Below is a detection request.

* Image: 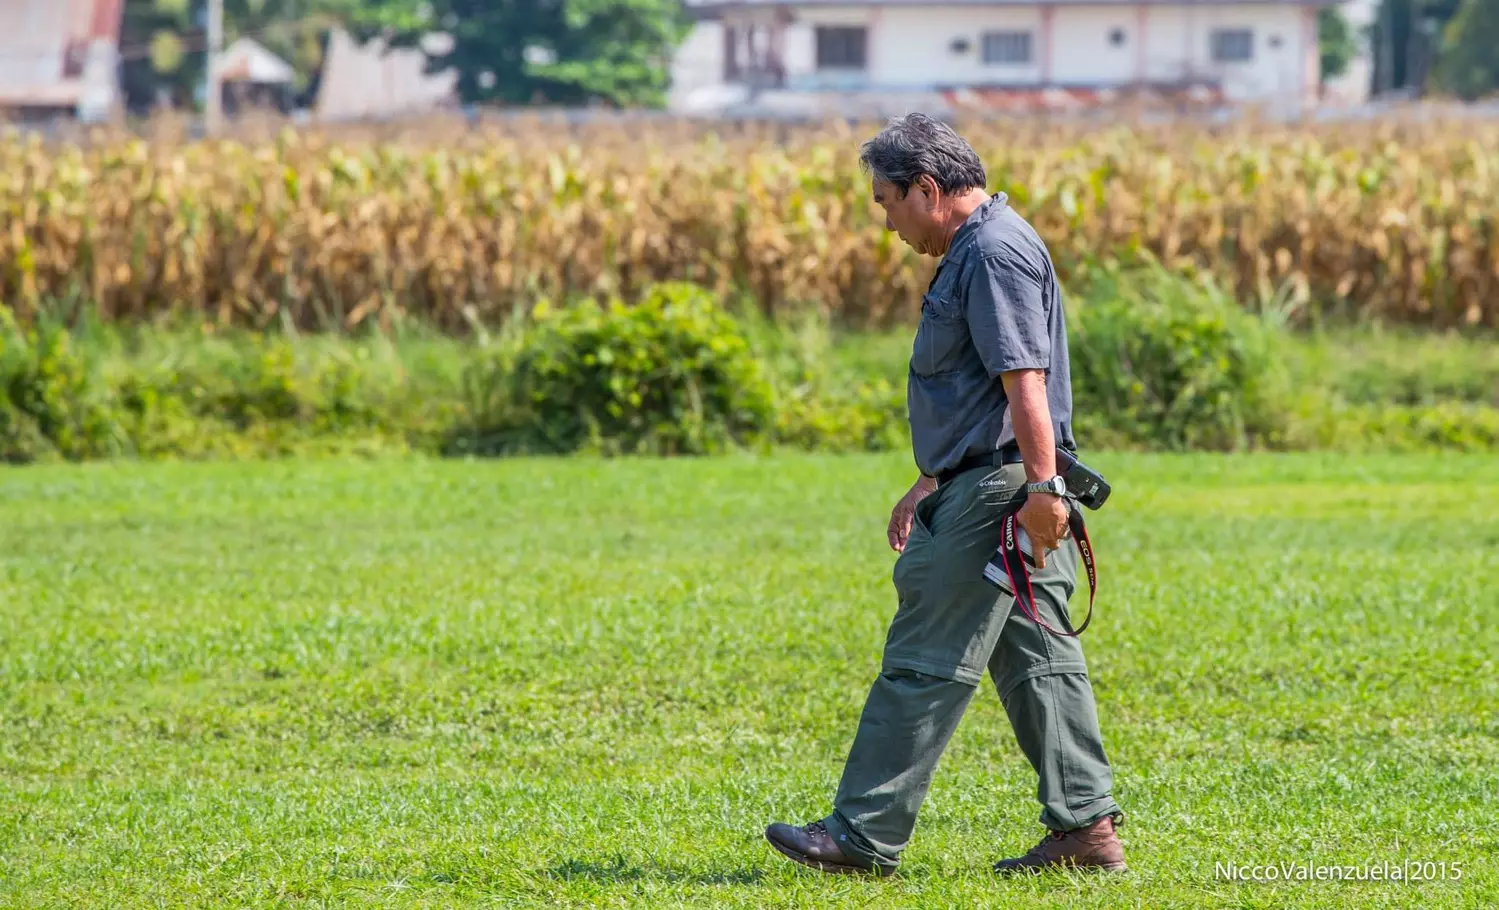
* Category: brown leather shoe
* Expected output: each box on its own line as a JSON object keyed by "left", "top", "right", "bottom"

{"left": 992, "top": 813, "right": 1127, "bottom": 875}
{"left": 765, "top": 821, "right": 881, "bottom": 876}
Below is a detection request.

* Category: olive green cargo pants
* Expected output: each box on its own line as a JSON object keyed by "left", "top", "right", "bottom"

{"left": 820, "top": 463, "right": 1122, "bottom": 873}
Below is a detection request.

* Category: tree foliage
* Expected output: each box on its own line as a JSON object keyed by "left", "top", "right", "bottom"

{"left": 1318, "top": 6, "right": 1358, "bottom": 83}
{"left": 1431, "top": 0, "right": 1499, "bottom": 99}
{"left": 353, "top": 0, "right": 690, "bottom": 108}
{"left": 121, "top": 0, "right": 362, "bottom": 113}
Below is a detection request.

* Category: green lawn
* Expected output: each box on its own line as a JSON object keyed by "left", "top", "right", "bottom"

{"left": 1, "top": 453, "right": 1496, "bottom": 908}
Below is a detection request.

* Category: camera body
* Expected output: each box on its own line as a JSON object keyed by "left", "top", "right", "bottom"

{"left": 1055, "top": 448, "right": 1110, "bottom": 510}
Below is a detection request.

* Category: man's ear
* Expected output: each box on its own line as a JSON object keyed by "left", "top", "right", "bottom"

{"left": 915, "top": 174, "right": 941, "bottom": 208}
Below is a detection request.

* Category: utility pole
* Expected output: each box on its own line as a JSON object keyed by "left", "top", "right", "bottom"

{"left": 206, "top": 0, "right": 224, "bottom": 135}
{"left": 1378, "top": 0, "right": 1394, "bottom": 97}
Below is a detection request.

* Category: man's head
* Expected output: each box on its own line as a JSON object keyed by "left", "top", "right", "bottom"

{"left": 859, "top": 113, "right": 989, "bottom": 257}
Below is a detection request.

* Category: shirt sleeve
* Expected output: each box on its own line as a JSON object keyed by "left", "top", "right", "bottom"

{"left": 965, "top": 251, "right": 1051, "bottom": 378}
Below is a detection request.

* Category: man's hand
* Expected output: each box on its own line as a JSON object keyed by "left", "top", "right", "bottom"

{"left": 888, "top": 475, "right": 938, "bottom": 552}
{"left": 1016, "top": 492, "right": 1069, "bottom": 569}
{"left": 1000, "top": 367, "right": 1069, "bottom": 568}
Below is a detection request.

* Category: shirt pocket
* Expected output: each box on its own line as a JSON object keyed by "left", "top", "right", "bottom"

{"left": 911, "top": 290, "right": 969, "bottom": 376}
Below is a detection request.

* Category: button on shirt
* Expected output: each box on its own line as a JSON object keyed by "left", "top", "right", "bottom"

{"left": 907, "top": 193, "right": 1076, "bottom": 478}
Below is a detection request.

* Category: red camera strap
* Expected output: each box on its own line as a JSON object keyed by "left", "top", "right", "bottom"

{"left": 997, "top": 507, "right": 1097, "bottom": 637}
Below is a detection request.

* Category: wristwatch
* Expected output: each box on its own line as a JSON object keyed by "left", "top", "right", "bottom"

{"left": 1025, "top": 475, "right": 1067, "bottom": 497}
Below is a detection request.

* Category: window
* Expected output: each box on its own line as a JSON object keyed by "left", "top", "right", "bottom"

{"left": 816, "top": 26, "right": 867, "bottom": 69}
{"left": 63, "top": 41, "right": 86, "bottom": 78}
{"left": 1210, "top": 29, "right": 1253, "bottom": 63}
{"left": 982, "top": 30, "right": 1033, "bottom": 65}
{"left": 723, "top": 25, "right": 739, "bottom": 80}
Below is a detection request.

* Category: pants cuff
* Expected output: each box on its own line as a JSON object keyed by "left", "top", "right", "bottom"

{"left": 1042, "top": 796, "right": 1123, "bottom": 832}
{"left": 822, "top": 811, "right": 900, "bottom": 872}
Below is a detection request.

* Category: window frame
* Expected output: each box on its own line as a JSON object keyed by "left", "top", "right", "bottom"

{"left": 981, "top": 30, "right": 1035, "bottom": 66}
{"left": 1209, "top": 28, "right": 1254, "bottom": 64}
{"left": 814, "top": 25, "right": 869, "bottom": 70}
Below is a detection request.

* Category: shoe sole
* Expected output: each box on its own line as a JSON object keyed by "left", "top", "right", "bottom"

{"left": 994, "top": 861, "right": 1128, "bottom": 876}
{"left": 764, "top": 831, "right": 884, "bottom": 877}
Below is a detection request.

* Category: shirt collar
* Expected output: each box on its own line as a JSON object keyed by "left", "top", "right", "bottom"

{"left": 944, "top": 192, "right": 1009, "bottom": 262}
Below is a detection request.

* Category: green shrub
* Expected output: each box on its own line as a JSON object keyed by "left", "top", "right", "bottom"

{"left": 447, "top": 283, "right": 777, "bottom": 456}
{"left": 775, "top": 377, "right": 908, "bottom": 453}
{"left": 0, "top": 308, "right": 126, "bottom": 463}
{"left": 1067, "top": 264, "right": 1293, "bottom": 451}
{"left": 2, "top": 281, "right": 1496, "bottom": 465}
{"left": 1289, "top": 329, "right": 1499, "bottom": 408}
{"left": 1287, "top": 400, "right": 1499, "bottom": 453}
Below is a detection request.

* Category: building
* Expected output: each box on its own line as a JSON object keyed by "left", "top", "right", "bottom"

{"left": 312, "top": 27, "right": 459, "bottom": 122}
{"left": 0, "top": 0, "right": 123, "bottom": 122}
{"left": 672, "top": 0, "right": 1336, "bottom": 117}
{"left": 217, "top": 37, "right": 297, "bottom": 115}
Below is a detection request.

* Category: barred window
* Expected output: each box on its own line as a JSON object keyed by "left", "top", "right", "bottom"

{"left": 1210, "top": 29, "right": 1254, "bottom": 63}
{"left": 816, "top": 26, "right": 868, "bottom": 69}
{"left": 982, "top": 31, "right": 1033, "bottom": 65}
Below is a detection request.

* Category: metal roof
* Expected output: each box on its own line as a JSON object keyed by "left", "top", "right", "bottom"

{"left": 0, "top": 0, "right": 123, "bottom": 108}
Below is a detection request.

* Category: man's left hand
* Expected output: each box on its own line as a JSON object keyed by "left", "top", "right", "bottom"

{"left": 1016, "top": 493, "right": 1069, "bottom": 569}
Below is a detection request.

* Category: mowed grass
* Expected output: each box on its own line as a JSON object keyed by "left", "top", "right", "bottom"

{"left": 1, "top": 453, "right": 1496, "bottom": 909}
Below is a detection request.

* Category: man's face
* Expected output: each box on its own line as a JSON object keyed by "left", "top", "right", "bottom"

{"left": 872, "top": 176, "right": 941, "bottom": 256}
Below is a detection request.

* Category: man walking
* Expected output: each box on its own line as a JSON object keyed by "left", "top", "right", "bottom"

{"left": 765, "top": 114, "right": 1126, "bottom": 877}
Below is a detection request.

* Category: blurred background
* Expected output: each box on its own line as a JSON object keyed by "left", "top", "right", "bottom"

{"left": 3, "top": 5, "right": 1498, "bottom": 907}
{"left": 1, "top": 0, "right": 1496, "bottom": 126}
{"left": 0, "top": 0, "right": 1496, "bottom": 462}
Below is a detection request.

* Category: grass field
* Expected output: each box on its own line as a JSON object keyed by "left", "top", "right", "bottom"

{"left": 2, "top": 452, "right": 1497, "bottom": 908}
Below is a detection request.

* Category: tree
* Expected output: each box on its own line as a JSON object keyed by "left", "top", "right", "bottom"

{"left": 1430, "top": 0, "right": 1499, "bottom": 99}
{"left": 120, "top": 0, "right": 364, "bottom": 115}
{"left": 1367, "top": 0, "right": 1462, "bottom": 94}
{"left": 1318, "top": 6, "right": 1358, "bottom": 84}
{"left": 353, "top": 0, "right": 691, "bottom": 108}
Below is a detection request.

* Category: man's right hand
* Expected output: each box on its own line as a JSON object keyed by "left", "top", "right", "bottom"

{"left": 888, "top": 475, "right": 938, "bottom": 552}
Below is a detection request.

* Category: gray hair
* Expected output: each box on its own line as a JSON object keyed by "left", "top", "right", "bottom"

{"left": 858, "top": 113, "right": 987, "bottom": 197}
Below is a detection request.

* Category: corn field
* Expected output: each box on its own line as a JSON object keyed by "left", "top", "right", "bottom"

{"left": 2, "top": 115, "right": 1496, "bottom": 330}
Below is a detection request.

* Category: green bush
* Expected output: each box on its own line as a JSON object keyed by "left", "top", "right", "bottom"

{"left": 447, "top": 283, "right": 777, "bottom": 456}
{"left": 1289, "top": 328, "right": 1499, "bottom": 408}
{"left": 774, "top": 378, "right": 908, "bottom": 453}
{"left": 1067, "top": 264, "right": 1293, "bottom": 451}
{"left": 1286, "top": 400, "right": 1499, "bottom": 453}
{"left": 2, "top": 281, "right": 1496, "bottom": 465}
{"left": 0, "top": 308, "right": 126, "bottom": 463}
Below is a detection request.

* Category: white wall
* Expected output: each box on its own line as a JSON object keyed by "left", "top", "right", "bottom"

{"left": 1052, "top": 6, "right": 1139, "bottom": 84}
{"left": 314, "top": 28, "right": 459, "bottom": 121}
{"left": 787, "top": 4, "right": 1044, "bottom": 88}
{"left": 0, "top": 2, "right": 70, "bottom": 91}
{"left": 879, "top": 6, "right": 1045, "bottom": 87}
{"left": 669, "top": 20, "right": 725, "bottom": 104}
{"left": 680, "top": 3, "right": 1319, "bottom": 105}
{"left": 1140, "top": 4, "right": 1313, "bottom": 102}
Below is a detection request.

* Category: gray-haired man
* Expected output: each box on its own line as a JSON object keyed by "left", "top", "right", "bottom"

{"left": 765, "top": 114, "right": 1126, "bottom": 876}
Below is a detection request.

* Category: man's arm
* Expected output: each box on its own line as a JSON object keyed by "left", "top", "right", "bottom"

{"left": 1001, "top": 369, "right": 1056, "bottom": 484}
{"left": 965, "top": 252, "right": 1070, "bottom": 567}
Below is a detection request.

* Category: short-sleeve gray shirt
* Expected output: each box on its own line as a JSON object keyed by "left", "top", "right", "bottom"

{"left": 907, "top": 193, "right": 1075, "bottom": 478}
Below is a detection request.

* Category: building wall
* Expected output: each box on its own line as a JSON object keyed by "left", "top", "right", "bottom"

{"left": 680, "top": 2, "right": 1320, "bottom": 106}
{"left": 313, "top": 28, "right": 459, "bottom": 121}
{"left": 0, "top": 2, "right": 73, "bottom": 91}
{"left": 0, "top": 0, "right": 122, "bottom": 119}
{"left": 1051, "top": 7, "right": 1139, "bottom": 84}
{"left": 1133, "top": 4, "right": 1313, "bottom": 101}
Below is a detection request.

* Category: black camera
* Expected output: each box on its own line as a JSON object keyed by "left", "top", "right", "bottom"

{"left": 1056, "top": 448, "right": 1111, "bottom": 510}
